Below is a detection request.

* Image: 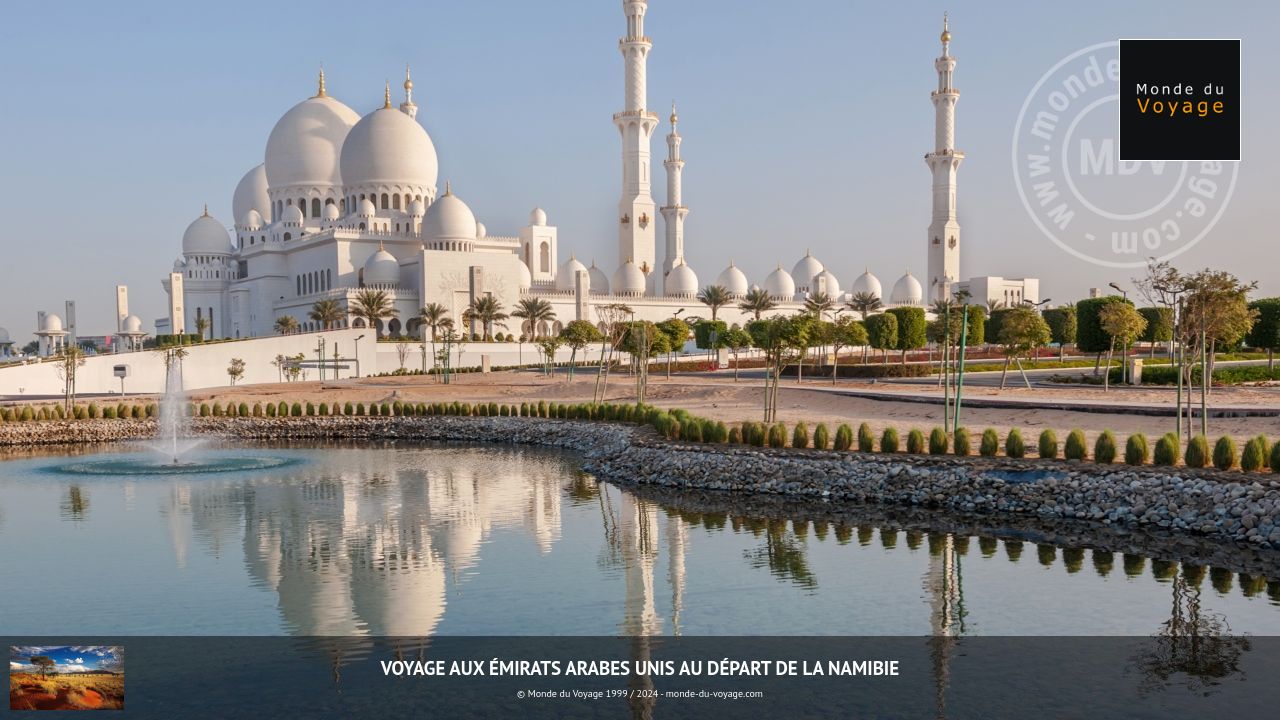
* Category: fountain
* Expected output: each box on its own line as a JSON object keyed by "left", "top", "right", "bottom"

{"left": 151, "top": 347, "right": 203, "bottom": 465}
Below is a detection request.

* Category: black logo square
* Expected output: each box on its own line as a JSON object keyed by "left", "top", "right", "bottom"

{"left": 1120, "top": 39, "right": 1240, "bottom": 161}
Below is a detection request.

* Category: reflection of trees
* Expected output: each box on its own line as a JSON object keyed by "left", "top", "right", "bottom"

{"left": 1135, "top": 567, "right": 1251, "bottom": 696}
{"left": 744, "top": 519, "right": 817, "bottom": 590}
{"left": 60, "top": 485, "right": 89, "bottom": 521}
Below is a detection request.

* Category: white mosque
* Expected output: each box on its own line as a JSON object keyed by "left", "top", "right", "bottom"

{"left": 155, "top": 4, "right": 1037, "bottom": 342}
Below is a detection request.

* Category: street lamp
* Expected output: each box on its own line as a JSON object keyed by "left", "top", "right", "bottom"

{"left": 1022, "top": 298, "right": 1051, "bottom": 309}
{"left": 1153, "top": 280, "right": 1190, "bottom": 441}
{"left": 354, "top": 334, "right": 366, "bottom": 378}
{"left": 1108, "top": 282, "right": 1127, "bottom": 300}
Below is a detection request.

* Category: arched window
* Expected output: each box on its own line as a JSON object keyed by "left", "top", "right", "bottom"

{"left": 539, "top": 242, "right": 550, "bottom": 273}
{"left": 358, "top": 223, "right": 366, "bottom": 231}
{"left": 327, "top": 269, "right": 332, "bottom": 289}
{"left": 297, "top": 197, "right": 305, "bottom": 213}
{"left": 380, "top": 193, "right": 389, "bottom": 209}
{"left": 311, "top": 198, "right": 321, "bottom": 217}
{"left": 283, "top": 233, "right": 292, "bottom": 242}
{"left": 286, "top": 198, "right": 292, "bottom": 206}
{"left": 392, "top": 194, "right": 401, "bottom": 210}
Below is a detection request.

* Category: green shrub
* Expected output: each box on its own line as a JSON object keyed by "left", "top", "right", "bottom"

{"left": 1125, "top": 433, "right": 1149, "bottom": 466}
{"left": 355, "top": 402, "right": 366, "bottom": 416}
{"left": 102, "top": 406, "right": 116, "bottom": 419}
{"left": 1153, "top": 433, "right": 1179, "bottom": 466}
{"left": 712, "top": 421, "right": 729, "bottom": 443}
{"left": 344, "top": 401, "right": 354, "bottom": 415}
{"left": 88, "top": 402, "right": 100, "bottom": 419}
{"left": 1005, "top": 429, "right": 1026, "bottom": 458}
{"left": 813, "top": 424, "right": 830, "bottom": 450}
{"left": 200, "top": 403, "right": 211, "bottom": 417}
{"left": 1094, "top": 431, "right": 1117, "bottom": 464}
{"left": 238, "top": 402, "right": 250, "bottom": 417}
{"left": 905, "top": 428, "right": 925, "bottom": 454}
{"left": 792, "top": 422, "right": 809, "bottom": 449}
{"left": 928, "top": 428, "right": 948, "bottom": 455}
{"left": 213, "top": 402, "right": 226, "bottom": 417}
{"left": 1252, "top": 435, "right": 1270, "bottom": 468}
{"left": 686, "top": 422, "right": 703, "bottom": 442}
{"left": 1270, "top": 441, "right": 1280, "bottom": 473}
{"left": 834, "top": 424, "right": 854, "bottom": 451}
{"left": 488, "top": 402, "right": 499, "bottom": 417}
{"left": 749, "top": 422, "right": 766, "bottom": 447}
{"left": 538, "top": 400, "right": 548, "bottom": 418}
{"left": 116, "top": 403, "right": 127, "bottom": 418}
{"left": 226, "top": 403, "right": 238, "bottom": 417}
{"left": 147, "top": 403, "right": 159, "bottom": 418}
{"left": 1241, "top": 436, "right": 1266, "bottom": 472}
{"left": 304, "top": 402, "right": 315, "bottom": 416}
{"left": 318, "top": 402, "right": 329, "bottom": 416}
{"left": 1038, "top": 429, "right": 1058, "bottom": 459}
{"left": 768, "top": 423, "right": 788, "bottom": 449}
{"left": 1185, "top": 435, "right": 1209, "bottom": 468}
{"left": 880, "top": 427, "right": 899, "bottom": 453}
{"left": 728, "top": 426, "right": 742, "bottom": 444}
{"left": 1213, "top": 436, "right": 1237, "bottom": 471}
{"left": 291, "top": 402, "right": 303, "bottom": 417}
{"left": 278, "top": 401, "right": 289, "bottom": 417}
{"left": 1064, "top": 429, "right": 1088, "bottom": 460}
{"left": 953, "top": 427, "right": 971, "bottom": 456}
{"left": 266, "top": 402, "right": 277, "bottom": 417}
{"left": 857, "top": 423, "right": 875, "bottom": 453}
{"left": 379, "top": 402, "right": 390, "bottom": 416}
{"left": 252, "top": 402, "right": 263, "bottom": 417}
{"left": 979, "top": 428, "right": 999, "bottom": 457}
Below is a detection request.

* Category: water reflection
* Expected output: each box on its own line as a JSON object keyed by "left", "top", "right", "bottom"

{"left": 59, "top": 485, "right": 89, "bottom": 521}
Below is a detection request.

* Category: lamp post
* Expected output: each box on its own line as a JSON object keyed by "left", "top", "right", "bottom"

{"left": 316, "top": 337, "right": 326, "bottom": 382}
{"left": 1108, "top": 283, "right": 1131, "bottom": 383}
{"left": 354, "top": 334, "right": 365, "bottom": 378}
{"left": 1153, "top": 280, "right": 1188, "bottom": 442}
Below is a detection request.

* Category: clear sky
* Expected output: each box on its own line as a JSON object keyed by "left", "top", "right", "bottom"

{"left": 0, "top": 0, "right": 1274, "bottom": 341}
{"left": 11, "top": 646, "right": 123, "bottom": 674}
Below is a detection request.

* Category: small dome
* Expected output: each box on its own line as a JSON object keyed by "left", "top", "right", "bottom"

{"left": 530, "top": 207, "right": 547, "bottom": 226}
{"left": 890, "top": 270, "right": 923, "bottom": 305}
{"left": 264, "top": 94, "right": 360, "bottom": 190}
{"left": 516, "top": 258, "right": 533, "bottom": 290}
{"left": 557, "top": 255, "right": 588, "bottom": 292}
{"left": 422, "top": 190, "right": 477, "bottom": 243}
{"left": 323, "top": 202, "right": 340, "bottom": 221}
{"left": 233, "top": 164, "right": 271, "bottom": 225}
{"left": 588, "top": 262, "right": 610, "bottom": 295}
{"left": 665, "top": 262, "right": 699, "bottom": 298}
{"left": 612, "top": 260, "right": 646, "bottom": 296}
{"left": 40, "top": 314, "right": 64, "bottom": 333}
{"left": 339, "top": 105, "right": 438, "bottom": 194}
{"left": 172, "top": 257, "right": 187, "bottom": 270}
{"left": 363, "top": 246, "right": 400, "bottom": 286}
{"left": 408, "top": 199, "right": 426, "bottom": 217}
{"left": 357, "top": 197, "right": 377, "bottom": 217}
{"left": 715, "top": 262, "right": 749, "bottom": 297}
{"left": 763, "top": 265, "right": 796, "bottom": 300}
{"left": 182, "top": 211, "right": 232, "bottom": 255}
{"left": 281, "top": 204, "right": 304, "bottom": 225}
{"left": 850, "top": 268, "right": 882, "bottom": 299}
{"left": 814, "top": 269, "right": 841, "bottom": 297}
{"left": 475, "top": 221, "right": 487, "bottom": 238}
{"left": 123, "top": 315, "right": 143, "bottom": 333}
{"left": 240, "top": 209, "right": 264, "bottom": 229}
{"left": 791, "top": 250, "right": 825, "bottom": 291}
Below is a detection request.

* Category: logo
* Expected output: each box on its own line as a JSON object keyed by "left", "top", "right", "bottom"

{"left": 1012, "top": 41, "right": 1238, "bottom": 269}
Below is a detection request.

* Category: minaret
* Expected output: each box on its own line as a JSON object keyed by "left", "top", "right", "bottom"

{"left": 614, "top": 0, "right": 659, "bottom": 291}
{"left": 400, "top": 65, "right": 418, "bottom": 119}
{"left": 926, "top": 13, "right": 963, "bottom": 303}
{"left": 660, "top": 101, "right": 688, "bottom": 291}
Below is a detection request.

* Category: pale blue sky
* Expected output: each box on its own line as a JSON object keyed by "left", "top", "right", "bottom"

{"left": 0, "top": 0, "right": 1274, "bottom": 339}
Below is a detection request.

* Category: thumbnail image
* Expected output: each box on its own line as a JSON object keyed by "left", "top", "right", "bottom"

{"left": 9, "top": 646, "right": 124, "bottom": 711}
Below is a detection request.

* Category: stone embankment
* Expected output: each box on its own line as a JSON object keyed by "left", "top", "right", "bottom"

{"left": 2, "top": 417, "right": 1278, "bottom": 551}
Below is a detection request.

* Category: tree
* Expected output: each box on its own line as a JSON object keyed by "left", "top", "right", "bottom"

{"left": 997, "top": 306, "right": 1052, "bottom": 389}
{"left": 54, "top": 345, "right": 86, "bottom": 413}
{"left": 697, "top": 285, "right": 731, "bottom": 322}
{"left": 536, "top": 336, "right": 563, "bottom": 377}
{"left": 273, "top": 315, "right": 299, "bottom": 335}
{"left": 309, "top": 299, "right": 343, "bottom": 330}
{"left": 829, "top": 316, "right": 868, "bottom": 384}
{"left": 416, "top": 303, "right": 451, "bottom": 341}
{"left": 655, "top": 317, "right": 690, "bottom": 379}
{"left": 720, "top": 325, "right": 753, "bottom": 381}
{"left": 986, "top": 298, "right": 1005, "bottom": 312}
{"left": 1076, "top": 296, "right": 1130, "bottom": 369}
{"left": 986, "top": 307, "right": 1016, "bottom": 350}
{"left": 738, "top": 287, "right": 776, "bottom": 320}
{"left": 194, "top": 315, "right": 211, "bottom": 342}
{"left": 512, "top": 297, "right": 555, "bottom": 340}
{"left": 463, "top": 295, "right": 508, "bottom": 341}
{"left": 30, "top": 656, "right": 55, "bottom": 679}
{"left": 1247, "top": 298, "right": 1280, "bottom": 371}
{"left": 559, "top": 320, "right": 603, "bottom": 380}
{"left": 1099, "top": 302, "right": 1148, "bottom": 391}
{"left": 1181, "top": 269, "right": 1257, "bottom": 400}
{"left": 395, "top": 342, "right": 411, "bottom": 370}
{"left": 803, "top": 292, "right": 835, "bottom": 321}
{"left": 1138, "top": 306, "right": 1174, "bottom": 358}
{"left": 226, "top": 357, "right": 245, "bottom": 386}
{"left": 887, "top": 307, "right": 927, "bottom": 364}
{"left": 592, "top": 303, "right": 632, "bottom": 403}
{"left": 864, "top": 313, "right": 898, "bottom": 364}
{"left": 846, "top": 291, "right": 882, "bottom": 320}
{"left": 693, "top": 319, "right": 728, "bottom": 351}
{"left": 1042, "top": 304, "right": 1077, "bottom": 360}
{"left": 352, "top": 288, "right": 397, "bottom": 336}
{"left": 963, "top": 304, "right": 986, "bottom": 346}
{"left": 747, "top": 315, "right": 810, "bottom": 422}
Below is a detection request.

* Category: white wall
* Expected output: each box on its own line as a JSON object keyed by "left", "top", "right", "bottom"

{"left": 0, "top": 328, "right": 375, "bottom": 397}
{"left": 373, "top": 340, "right": 600, "bottom": 375}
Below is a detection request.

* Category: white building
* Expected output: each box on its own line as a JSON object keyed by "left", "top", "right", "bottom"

{"left": 160, "top": 8, "right": 1034, "bottom": 339}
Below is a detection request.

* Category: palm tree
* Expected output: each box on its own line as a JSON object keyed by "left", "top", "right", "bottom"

{"left": 194, "top": 316, "right": 211, "bottom": 341}
{"left": 738, "top": 287, "right": 776, "bottom": 320}
{"left": 697, "top": 285, "right": 731, "bottom": 322}
{"left": 416, "top": 303, "right": 450, "bottom": 341}
{"left": 273, "top": 315, "right": 299, "bottom": 335}
{"left": 352, "top": 289, "right": 398, "bottom": 336}
{"left": 512, "top": 297, "right": 556, "bottom": 340}
{"left": 804, "top": 292, "right": 835, "bottom": 321}
{"left": 846, "top": 291, "right": 882, "bottom": 320}
{"left": 309, "top": 299, "right": 343, "bottom": 330}
{"left": 986, "top": 298, "right": 1005, "bottom": 312}
{"left": 463, "top": 295, "right": 509, "bottom": 341}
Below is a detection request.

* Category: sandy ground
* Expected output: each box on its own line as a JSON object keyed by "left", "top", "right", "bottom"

{"left": 174, "top": 369, "right": 1280, "bottom": 444}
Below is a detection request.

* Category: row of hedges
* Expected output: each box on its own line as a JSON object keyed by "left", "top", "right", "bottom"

{"left": 1110, "top": 364, "right": 1280, "bottom": 386}
{"left": 0, "top": 402, "right": 159, "bottom": 421}
{"left": 780, "top": 363, "right": 933, "bottom": 379}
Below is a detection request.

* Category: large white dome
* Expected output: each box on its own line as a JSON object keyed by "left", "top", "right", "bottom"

{"left": 516, "top": 258, "right": 533, "bottom": 290}
{"left": 890, "top": 271, "right": 923, "bottom": 305}
{"left": 715, "top": 262, "right": 749, "bottom": 297}
{"left": 339, "top": 106, "right": 438, "bottom": 195}
{"left": 40, "top": 314, "right": 64, "bottom": 333}
{"left": 665, "top": 262, "right": 699, "bottom": 298}
{"left": 850, "top": 268, "right": 882, "bottom": 298}
{"left": 612, "top": 260, "right": 646, "bottom": 296}
{"left": 814, "top": 269, "right": 841, "bottom": 297}
{"left": 363, "top": 246, "right": 400, "bottom": 286}
{"left": 264, "top": 94, "right": 360, "bottom": 191}
{"left": 588, "top": 262, "right": 610, "bottom": 295}
{"left": 763, "top": 265, "right": 796, "bottom": 300}
{"left": 233, "top": 164, "right": 271, "bottom": 225}
{"left": 791, "top": 251, "right": 825, "bottom": 291}
{"left": 182, "top": 211, "right": 232, "bottom": 255}
{"left": 557, "top": 256, "right": 588, "bottom": 292}
{"left": 422, "top": 190, "right": 477, "bottom": 242}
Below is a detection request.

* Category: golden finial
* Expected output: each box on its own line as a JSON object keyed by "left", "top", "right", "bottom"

{"left": 941, "top": 12, "right": 951, "bottom": 44}
{"left": 670, "top": 100, "right": 678, "bottom": 125}
{"left": 202, "top": 203, "right": 209, "bottom": 217}
{"left": 316, "top": 64, "right": 327, "bottom": 98}
{"left": 444, "top": 180, "right": 452, "bottom": 196}
{"left": 404, "top": 64, "right": 413, "bottom": 92}
{"left": 383, "top": 80, "right": 392, "bottom": 109}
